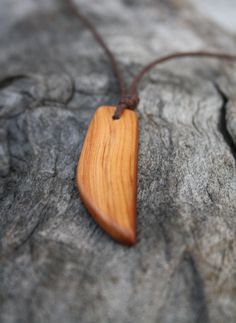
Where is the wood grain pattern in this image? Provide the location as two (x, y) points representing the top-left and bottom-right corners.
(76, 106), (138, 245)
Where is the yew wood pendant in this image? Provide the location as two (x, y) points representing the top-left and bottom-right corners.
(76, 106), (138, 245)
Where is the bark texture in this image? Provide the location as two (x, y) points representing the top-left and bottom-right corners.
(1, 1), (236, 322)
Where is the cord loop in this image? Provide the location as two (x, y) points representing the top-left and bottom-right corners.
(113, 94), (140, 119)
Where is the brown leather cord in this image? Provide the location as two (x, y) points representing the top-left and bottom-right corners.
(66, 0), (236, 120)
(113, 51), (236, 118)
(128, 51), (236, 95)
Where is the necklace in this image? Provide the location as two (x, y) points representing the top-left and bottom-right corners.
(67, 0), (236, 245)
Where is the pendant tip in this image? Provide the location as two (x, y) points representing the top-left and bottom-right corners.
(90, 208), (136, 246)
(115, 226), (136, 246)
(121, 230), (136, 246)
(77, 178), (137, 246)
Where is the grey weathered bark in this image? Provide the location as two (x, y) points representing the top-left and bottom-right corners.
(1, 1), (236, 322)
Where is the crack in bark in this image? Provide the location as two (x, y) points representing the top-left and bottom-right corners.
(0, 75), (29, 90)
(214, 83), (236, 161)
(182, 251), (210, 323)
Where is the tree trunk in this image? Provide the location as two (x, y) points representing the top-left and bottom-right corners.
(1, 1), (236, 322)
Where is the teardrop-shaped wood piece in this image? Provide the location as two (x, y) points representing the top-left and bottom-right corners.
(76, 106), (138, 245)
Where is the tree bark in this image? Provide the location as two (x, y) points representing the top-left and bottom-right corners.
(1, 1), (236, 322)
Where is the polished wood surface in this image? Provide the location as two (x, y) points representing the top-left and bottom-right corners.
(77, 106), (138, 245)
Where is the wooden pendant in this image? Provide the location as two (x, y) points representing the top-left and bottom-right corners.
(76, 106), (138, 245)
